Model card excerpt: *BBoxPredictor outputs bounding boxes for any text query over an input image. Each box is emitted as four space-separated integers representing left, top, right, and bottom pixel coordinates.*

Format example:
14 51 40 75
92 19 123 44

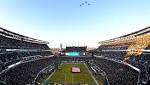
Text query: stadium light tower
60 43 63 51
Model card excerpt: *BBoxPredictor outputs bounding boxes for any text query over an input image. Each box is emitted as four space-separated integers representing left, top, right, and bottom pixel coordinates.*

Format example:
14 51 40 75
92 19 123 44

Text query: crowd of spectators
0 51 53 71
0 27 54 85
0 35 49 50
95 45 150 84
0 57 56 85
94 45 128 60
128 52 150 84
97 45 128 51
65 46 87 52
92 27 150 85
0 28 53 72
88 58 139 85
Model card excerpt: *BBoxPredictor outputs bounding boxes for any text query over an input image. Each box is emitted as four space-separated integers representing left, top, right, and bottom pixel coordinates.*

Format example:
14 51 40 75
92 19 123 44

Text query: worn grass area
46 63 97 85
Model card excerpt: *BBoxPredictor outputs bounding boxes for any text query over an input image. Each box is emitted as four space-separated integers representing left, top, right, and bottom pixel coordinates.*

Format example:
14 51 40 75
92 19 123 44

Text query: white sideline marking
43 70 56 85
84 63 99 85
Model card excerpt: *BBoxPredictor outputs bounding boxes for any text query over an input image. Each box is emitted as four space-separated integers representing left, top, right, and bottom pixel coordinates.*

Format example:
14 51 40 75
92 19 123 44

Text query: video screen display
65 52 79 56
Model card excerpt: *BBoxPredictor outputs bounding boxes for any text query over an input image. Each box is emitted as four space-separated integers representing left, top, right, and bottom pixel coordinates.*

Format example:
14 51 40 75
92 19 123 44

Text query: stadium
0 26 150 85
0 0 150 85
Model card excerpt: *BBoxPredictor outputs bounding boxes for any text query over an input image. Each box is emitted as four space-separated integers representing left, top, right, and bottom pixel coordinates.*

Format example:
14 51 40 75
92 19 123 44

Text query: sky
0 0 150 48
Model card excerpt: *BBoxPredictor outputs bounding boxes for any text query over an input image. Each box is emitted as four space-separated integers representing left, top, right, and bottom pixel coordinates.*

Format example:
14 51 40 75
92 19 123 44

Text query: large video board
65 52 79 56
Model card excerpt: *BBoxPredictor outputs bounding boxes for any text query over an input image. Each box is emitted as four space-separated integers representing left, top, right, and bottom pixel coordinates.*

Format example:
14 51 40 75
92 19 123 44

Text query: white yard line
65 74 66 84
43 70 56 85
72 74 74 85
84 63 99 85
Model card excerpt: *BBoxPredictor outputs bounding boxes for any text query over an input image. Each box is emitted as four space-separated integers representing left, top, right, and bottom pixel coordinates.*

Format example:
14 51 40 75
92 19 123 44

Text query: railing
33 63 56 84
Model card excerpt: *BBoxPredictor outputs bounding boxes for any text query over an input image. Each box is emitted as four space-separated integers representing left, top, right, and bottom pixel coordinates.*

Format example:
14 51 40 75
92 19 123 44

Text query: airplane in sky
80 1 91 7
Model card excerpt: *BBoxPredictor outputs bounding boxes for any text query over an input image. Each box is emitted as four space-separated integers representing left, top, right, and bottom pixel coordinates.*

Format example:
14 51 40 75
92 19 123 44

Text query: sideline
84 63 99 85
43 70 56 85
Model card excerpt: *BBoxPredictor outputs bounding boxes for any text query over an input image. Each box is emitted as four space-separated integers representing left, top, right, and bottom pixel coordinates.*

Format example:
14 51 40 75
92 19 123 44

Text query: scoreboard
65 52 79 56
61 46 87 56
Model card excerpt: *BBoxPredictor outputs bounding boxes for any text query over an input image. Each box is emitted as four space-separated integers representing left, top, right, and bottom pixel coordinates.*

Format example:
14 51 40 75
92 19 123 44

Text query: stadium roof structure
0 27 49 44
99 26 150 45
119 26 150 38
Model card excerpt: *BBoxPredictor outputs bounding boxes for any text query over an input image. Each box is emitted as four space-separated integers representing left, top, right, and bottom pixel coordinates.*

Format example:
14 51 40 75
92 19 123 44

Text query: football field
44 63 99 85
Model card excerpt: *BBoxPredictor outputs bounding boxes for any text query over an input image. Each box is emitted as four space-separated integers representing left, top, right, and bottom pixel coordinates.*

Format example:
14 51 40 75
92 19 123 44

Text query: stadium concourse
0 27 150 85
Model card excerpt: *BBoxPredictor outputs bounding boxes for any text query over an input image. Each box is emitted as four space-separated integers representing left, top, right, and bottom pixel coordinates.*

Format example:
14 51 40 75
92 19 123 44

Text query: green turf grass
46 63 97 85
